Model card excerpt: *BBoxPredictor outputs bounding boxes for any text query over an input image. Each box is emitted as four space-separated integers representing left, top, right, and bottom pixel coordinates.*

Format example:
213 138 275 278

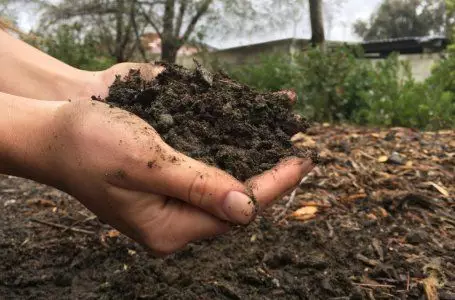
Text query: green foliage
353 0 446 41
225 47 373 122
354 55 455 130
26 24 115 71
226 54 298 92
225 47 455 130
294 46 371 122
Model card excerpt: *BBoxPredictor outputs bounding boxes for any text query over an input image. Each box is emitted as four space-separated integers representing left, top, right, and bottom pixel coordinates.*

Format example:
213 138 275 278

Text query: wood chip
291 206 318 221
26 198 56 207
427 182 450 197
106 229 121 238
378 156 389 163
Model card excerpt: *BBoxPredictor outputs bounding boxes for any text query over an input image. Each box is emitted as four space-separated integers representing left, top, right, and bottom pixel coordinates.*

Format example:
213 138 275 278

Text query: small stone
3 199 17 207
388 152 406 165
272 278 280 288
158 114 174 129
406 230 429 245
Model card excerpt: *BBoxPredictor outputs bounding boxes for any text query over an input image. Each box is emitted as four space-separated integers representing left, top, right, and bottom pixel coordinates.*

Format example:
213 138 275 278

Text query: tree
43 0 220 64
41 0 149 63
354 0 446 41
143 0 213 63
27 23 116 70
309 0 324 46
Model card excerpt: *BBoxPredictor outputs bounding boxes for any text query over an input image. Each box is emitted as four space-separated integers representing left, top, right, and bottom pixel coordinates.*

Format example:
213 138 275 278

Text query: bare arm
0 30 100 100
0 92 64 180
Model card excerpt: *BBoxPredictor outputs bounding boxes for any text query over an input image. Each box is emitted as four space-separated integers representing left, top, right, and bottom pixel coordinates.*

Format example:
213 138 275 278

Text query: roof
215 38 311 53
211 36 449 57
361 36 449 57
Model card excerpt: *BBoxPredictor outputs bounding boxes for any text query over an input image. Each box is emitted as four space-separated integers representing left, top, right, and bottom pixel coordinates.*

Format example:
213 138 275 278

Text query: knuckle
188 172 212 207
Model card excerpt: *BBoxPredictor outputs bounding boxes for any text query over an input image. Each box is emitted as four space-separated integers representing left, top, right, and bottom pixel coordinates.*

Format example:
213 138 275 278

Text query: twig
274 173 311 222
326 221 334 238
356 253 380 267
30 218 95 235
406 272 410 291
353 283 395 289
62 216 97 233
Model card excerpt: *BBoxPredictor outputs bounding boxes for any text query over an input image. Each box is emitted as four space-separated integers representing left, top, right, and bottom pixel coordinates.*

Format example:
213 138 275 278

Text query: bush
224 46 455 130
356 55 455 130
25 23 115 71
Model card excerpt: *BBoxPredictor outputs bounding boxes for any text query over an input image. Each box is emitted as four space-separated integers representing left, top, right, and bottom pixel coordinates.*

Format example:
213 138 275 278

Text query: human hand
81 63 164 101
42 99 313 256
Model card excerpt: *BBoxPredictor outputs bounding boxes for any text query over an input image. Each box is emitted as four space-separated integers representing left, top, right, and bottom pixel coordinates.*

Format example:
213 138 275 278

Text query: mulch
1 124 454 299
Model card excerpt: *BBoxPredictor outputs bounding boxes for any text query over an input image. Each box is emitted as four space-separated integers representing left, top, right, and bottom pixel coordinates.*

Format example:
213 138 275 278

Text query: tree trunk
161 0 179 63
114 0 125 62
309 0 325 47
161 38 179 63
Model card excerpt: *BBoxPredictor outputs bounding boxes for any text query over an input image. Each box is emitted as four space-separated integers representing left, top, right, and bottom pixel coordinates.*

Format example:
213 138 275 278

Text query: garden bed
1 124 454 299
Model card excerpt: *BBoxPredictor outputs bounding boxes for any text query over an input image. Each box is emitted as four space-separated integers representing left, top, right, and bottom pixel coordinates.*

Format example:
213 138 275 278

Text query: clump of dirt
105 62 316 181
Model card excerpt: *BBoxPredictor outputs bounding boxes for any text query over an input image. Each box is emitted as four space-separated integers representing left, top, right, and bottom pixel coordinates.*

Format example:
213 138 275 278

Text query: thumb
120 147 257 225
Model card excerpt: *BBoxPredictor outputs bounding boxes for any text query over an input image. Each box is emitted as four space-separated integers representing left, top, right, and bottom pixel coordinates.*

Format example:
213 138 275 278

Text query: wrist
0 30 102 100
0 93 66 185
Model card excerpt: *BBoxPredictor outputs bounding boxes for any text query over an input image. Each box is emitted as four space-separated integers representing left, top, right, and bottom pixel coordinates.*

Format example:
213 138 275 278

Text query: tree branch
162 0 175 39
130 0 149 62
50 3 118 20
137 0 166 6
141 7 163 36
181 0 212 42
174 0 188 37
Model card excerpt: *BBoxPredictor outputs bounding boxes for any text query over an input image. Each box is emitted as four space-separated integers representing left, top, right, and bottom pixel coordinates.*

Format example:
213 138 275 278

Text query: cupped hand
46 97 312 256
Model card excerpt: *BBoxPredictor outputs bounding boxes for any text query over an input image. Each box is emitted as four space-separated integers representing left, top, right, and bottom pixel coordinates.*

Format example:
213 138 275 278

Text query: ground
1 124 454 300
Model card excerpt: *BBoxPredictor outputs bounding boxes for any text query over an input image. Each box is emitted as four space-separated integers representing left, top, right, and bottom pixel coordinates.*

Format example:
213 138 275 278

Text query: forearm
0 92 64 184
0 30 100 100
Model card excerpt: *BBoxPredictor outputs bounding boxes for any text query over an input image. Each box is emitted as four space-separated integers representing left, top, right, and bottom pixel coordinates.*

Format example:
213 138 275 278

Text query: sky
16 0 383 50
209 0 383 49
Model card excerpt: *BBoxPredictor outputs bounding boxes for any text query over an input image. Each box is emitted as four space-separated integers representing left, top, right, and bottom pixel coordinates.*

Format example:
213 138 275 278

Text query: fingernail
223 191 255 225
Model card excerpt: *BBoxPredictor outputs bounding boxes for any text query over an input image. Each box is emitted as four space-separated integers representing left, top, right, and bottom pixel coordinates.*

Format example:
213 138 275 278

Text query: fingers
125 146 257 225
246 158 313 209
105 186 229 256
141 199 231 256
107 62 165 81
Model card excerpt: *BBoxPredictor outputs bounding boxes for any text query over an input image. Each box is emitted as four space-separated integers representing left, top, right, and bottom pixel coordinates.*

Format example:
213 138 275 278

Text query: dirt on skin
104 62 316 181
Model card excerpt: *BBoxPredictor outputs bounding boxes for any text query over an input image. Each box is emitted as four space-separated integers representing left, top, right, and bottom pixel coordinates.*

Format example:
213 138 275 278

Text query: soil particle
405 230 430 245
114 169 127 180
105 62 316 181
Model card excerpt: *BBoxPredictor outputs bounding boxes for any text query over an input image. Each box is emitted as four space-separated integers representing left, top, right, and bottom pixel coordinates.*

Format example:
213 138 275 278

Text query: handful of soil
105 62 316 181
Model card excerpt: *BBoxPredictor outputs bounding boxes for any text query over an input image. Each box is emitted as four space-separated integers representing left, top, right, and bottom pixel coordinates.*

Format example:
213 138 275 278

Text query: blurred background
1 0 454 130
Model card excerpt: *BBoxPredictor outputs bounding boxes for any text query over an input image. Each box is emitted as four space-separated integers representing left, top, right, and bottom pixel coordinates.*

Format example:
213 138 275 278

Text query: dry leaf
291 132 316 148
366 213 378 221
250 234 257 242
422 260 446 300
377 156 389 163
26 198 56 207
106 229 121 238
374 207 389 218
341 193 367 202
291 206 318 221
428 182 449 197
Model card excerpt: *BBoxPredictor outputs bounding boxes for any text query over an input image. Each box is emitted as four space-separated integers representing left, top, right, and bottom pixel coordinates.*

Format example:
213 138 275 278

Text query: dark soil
105 62 314 181
1 124 454 299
